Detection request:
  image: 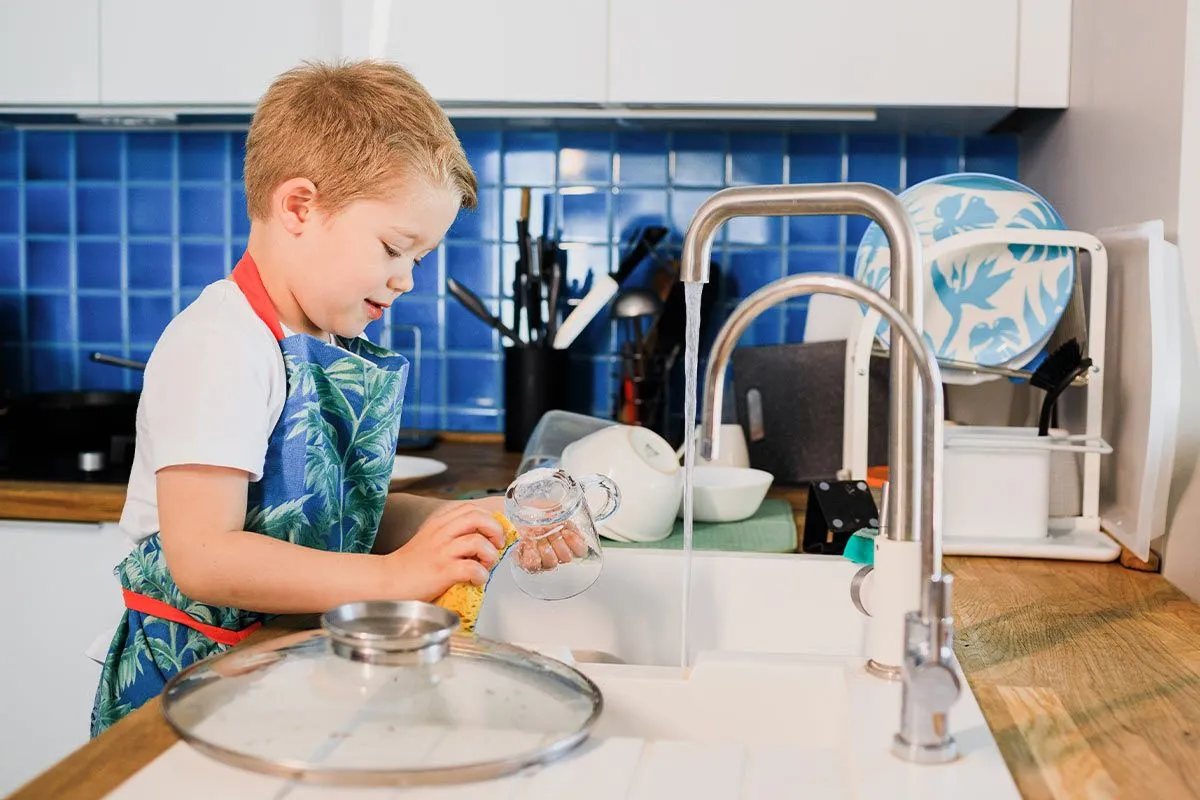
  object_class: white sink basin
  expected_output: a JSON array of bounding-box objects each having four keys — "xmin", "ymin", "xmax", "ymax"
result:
[
  {"xmin": 477, "ymin": 549, "xmax": 868, "ymax": 666},
  {"xmin": 476, "ymin": 548, "xmax": 1023, "ymax": 799}
]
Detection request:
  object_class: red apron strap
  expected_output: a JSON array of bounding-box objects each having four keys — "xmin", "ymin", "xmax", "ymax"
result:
[
  {"xmin": 230, "ymin": 252, "xmax": 286, "ymax": 342},
  {"xmin": 123, "ymin": 588, "xmax": 263, "ymax": 647}
]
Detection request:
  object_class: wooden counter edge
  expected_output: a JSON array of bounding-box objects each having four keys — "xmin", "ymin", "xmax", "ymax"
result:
[{"xmin": 0, "ymin": 481, "xmax": 126, "ymax": 524}]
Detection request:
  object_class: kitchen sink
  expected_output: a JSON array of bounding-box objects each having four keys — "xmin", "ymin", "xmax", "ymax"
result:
[
  {"xmin": 475, "ymin": 548, "xmax": 1023, "ymax": 799},
  {"xmin": 476, "ymin": 548, "xmax": 869, "ymax": 666}
]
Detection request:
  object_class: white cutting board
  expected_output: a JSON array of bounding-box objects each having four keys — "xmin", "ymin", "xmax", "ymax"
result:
[{"xmin": 1094, "ymin": 221, "xmax": 1183, "ymax": 561}]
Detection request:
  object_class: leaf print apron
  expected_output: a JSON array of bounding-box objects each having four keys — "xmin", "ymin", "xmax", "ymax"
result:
[{"xmin": 90, "ymin": 252, "xmax": 409, "ymax": 736}]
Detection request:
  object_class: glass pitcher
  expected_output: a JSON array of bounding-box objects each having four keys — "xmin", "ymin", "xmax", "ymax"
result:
[{"xmin": 504, "ymin": 467, "xmax": 619, "ymax": 600}]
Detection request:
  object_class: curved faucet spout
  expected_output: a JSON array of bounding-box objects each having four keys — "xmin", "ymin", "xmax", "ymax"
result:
[
  {"xmin": 680, "ymin": 183, "xmax": 924, "ymax": 551},
  {"xmin": 699, "ymin": 273, "xmax": 945, "ymax": 608}
]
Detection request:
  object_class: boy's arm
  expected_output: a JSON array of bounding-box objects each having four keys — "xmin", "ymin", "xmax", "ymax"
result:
[
  {"xmin": 156, "ymin": 465, "xmax": 504, "ymax": 613},
  {"xmin": 372, "ymin": 492, "xmax": 505, "ymax": 555}
]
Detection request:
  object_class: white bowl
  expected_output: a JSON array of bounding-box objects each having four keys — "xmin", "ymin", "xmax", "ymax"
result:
[
  {"xmin": 561, "ymin": 425, "xmax": 682, "ymax": 542},
  {"xmin": 678, "ymin": 466, "xmax": 774, "ymax": 523}
]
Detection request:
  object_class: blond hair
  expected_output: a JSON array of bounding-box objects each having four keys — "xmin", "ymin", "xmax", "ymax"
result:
[{"xmin": 243, "ymin": 60, "xmax": 477, "ymax": 221}]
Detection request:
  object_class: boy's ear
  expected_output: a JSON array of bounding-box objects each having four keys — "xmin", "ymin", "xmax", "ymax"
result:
[{"xmin": 273, "ymin": 178, "xmax": 318, "ymax": 235}]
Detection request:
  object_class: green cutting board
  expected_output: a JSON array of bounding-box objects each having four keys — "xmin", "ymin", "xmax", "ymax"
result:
[
  {"xmin": 457, "ymin": 492, "xmax": 796, "ymax": 554},
  {"xmin": 603, "ymin": 499, "xmax": 796, "ymax": 553}
]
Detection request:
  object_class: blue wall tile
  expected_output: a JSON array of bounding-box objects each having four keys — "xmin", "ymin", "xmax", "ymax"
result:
[
  {"xmin": 24, "ymin": 132, "xmax": 71, "ymax": 181},
  {"xmin": 26, "ymin": 240, "xmax": 69, "ymax": 289},
  {"xmin": 26, "ymin": 184, "xmax": 69, "ymax": 234},
  {"xmin": 559, "ymin": 132, "xmax": 613, "ymax": 184},
  {"xmin": 672, "ymin": 132, "xmax": 726, "ymax": 186},
  {"xmin": 76, "ymin": 241, "xmax": 121, "ymax": 290},
  {"xmin": 448, "ymin": 188, "xmax": 499, "ymax": 241},
  {"xmin": 128, "ymin": 295, "xmax": 172, "ymax": 344},
  {"xmin": 128, "ymin": 241, "xmax": 173, "ymax": 289},
  {"xmin": 78, "ymin": 295, "xmax": 123, "ymax": 343},
  {"xmin": 616, "ymin": 132, "xmax": 669, "ymax": 185},
  {"xmin": 28, "ymin": 293, "xmax": 72, "ymax": 342},
  {"xmin": 5, "ymin": 125, "xmax": 1020, "ymax": 431},
  {"xmin": 0, "ymin": 130, "xmax": 19, "ymax": 180},
  {"xmin": 459, "ymin": 131, "xmax": 501, "ymax": 186},
  {"xmin": 77, "ymin": 186, "xmax": 120, "ymax": 235},
  {"xmin": 127, "ymin": 133, "xmax": 174, "ymax": 181},
  {"xmin": 128, "ymin": 187, "xmax": 171, "ymax": 235},
  {"xmin": 0, "ymin": 187, "xmax": 18, "ymax": 234},
  {"xmin": 180, "ymin": 242, "xmax": 226, "ymax": 287},
  {"xmin": 179, "ymin": 187, "xmax": 224, "ymax": 236},
  {"xmin": 76, "ymin": 133, "xmax": 121, "ymax": 181},
  {"xmin": 502, "ymin": 131, "xmax": 556, "ymax": 185},
  {"xmin": 0, "ymin": 239, "xmax": 19, "ymax": 288},
  {"xmin": 730, "ymin": 133, "xmax": 784, "ymax": 185},
  {"xmin": 179, "ymin": 133, "xmax": 228, "ymax": 181}
]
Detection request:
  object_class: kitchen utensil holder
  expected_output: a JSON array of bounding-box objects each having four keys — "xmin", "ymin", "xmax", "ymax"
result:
[
  {"xmin": 843, "ymin": 228, "xmax": 1111, "ymax": 538},
  {"xmin": 614, "ymin": 345, "xmax": 669, "ymax": 437},
  {"xmin": 504, "ymin": 345, "xmax": 569, "ymax": 453}
]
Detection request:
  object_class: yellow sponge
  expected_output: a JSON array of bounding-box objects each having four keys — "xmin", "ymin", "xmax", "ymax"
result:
[{"xmin": 433, "ymin": 511, "xmax": 519, "ymax": 632}]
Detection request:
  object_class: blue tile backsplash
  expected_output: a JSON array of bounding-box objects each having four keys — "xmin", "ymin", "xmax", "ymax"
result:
[{"xmin": 0, "ymin": 125, "xmax": 1018, "ymax": 433}]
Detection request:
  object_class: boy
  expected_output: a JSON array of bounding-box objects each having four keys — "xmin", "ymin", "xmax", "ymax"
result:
[{"xmin": 90, "ymin": 60, "xmax": 509, "ymax": 735}]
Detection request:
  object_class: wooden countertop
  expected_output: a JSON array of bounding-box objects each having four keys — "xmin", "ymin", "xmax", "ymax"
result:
[{"xmin": 8, "ymin": 440, "xmax": 1200, "ymax": 800}]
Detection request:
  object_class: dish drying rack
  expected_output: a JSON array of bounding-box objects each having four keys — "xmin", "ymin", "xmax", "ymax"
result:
[{"xmin": 839, "ymin": 228, "xmax": 1119, "ymax": 560}]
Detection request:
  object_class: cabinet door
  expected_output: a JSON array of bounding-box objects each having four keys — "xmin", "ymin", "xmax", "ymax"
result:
[
  {"xmin": 341, "ymin": 0, "xmax": 608, "ymax": 104},
  {"xmin": 0, "ymin": 0, "xmax": 101, "ymax": 105},
  {"xmin": 0, "ymin": 521, "xmax": 129, "ymax": 796},
  {"xmin": 100, "ymin": 0, "xmax": 342, "ymax": 105},
  {"xmin": 608, "ymin": 0, "xmax": 1019, "ymax": 107}
]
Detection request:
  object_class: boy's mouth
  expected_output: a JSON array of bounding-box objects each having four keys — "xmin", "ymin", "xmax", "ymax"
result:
[{"xmin": 364, "ymin": 299, "xmax": 387, "ymax": 320}]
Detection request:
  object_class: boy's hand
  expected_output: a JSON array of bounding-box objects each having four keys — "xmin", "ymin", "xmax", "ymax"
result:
[
  {"xmin": 384, "ymin": 503, "xmax": 507, "ymax": 600},
  {"xmin": 513, "ymin": 521, "xmax": 591, "ymax": 573}
]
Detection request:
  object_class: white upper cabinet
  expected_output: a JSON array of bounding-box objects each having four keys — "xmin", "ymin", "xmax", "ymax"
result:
[
  {"xmin": 99, "ymin": 0, "xmax": 342, "ymax": 105},
  {"xmin": 0, "ymin": 0, "xmax": 101, "ymax": 105},
  {"xmin": 608, "ymin": 0, "xmax": 1022, "ymax": 107},
  {"xmin": 341, "ymin": 0, "xmax": 609, "ymax": 105},
  {"xmin": 0, "ymin": 0, "xmax": 1070, "ymax": 115}
]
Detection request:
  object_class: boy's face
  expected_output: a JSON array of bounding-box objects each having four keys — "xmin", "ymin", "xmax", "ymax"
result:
[{"xmin": 287, "ymin": 178, "xmax": 460, "ymax": 338}]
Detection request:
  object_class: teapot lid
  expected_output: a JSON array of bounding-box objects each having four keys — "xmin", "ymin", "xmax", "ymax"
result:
[{"xmin": 160, "ymin": 600, "xmax": 602, "ymax": 787}]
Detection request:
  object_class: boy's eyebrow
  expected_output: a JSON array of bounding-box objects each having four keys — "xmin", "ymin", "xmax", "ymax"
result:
[{"xmin": 387, "ymin": 225, "xmax": 419, "ymax": 240}]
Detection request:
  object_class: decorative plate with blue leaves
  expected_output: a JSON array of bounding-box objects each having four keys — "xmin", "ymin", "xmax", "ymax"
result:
[{"xmin": 853, "ymin": 173, "xmax": 1075, "ymax": 368}]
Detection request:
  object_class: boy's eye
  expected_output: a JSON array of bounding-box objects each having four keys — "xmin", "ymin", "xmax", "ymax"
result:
[{"xmin": 382, "ymin": 242, "xmax": 401, "ymax": 259}]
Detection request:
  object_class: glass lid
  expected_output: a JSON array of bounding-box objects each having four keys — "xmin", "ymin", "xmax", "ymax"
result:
[{"xmin": 161, "ymin": 600, "xmax": 603, "ymax": 787}]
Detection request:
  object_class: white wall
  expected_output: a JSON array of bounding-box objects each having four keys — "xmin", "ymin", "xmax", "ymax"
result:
[
  {"xmin": 1019, "ymin": 0, "xmax": 1200, "ymax": 600},
  {"xmin": 1162, "ymin": 0, "xmax": 1200, "ymax": 599}
]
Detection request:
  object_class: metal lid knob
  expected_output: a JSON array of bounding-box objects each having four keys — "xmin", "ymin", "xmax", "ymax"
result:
[{"xmin": 320, "ymin": 600, "xmax": 459, "ymax": 666}]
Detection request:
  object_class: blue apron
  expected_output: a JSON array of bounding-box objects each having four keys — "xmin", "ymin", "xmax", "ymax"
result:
[{"xmin": 90, "ymin": 252, "xmax": 408, "ymax": 736}]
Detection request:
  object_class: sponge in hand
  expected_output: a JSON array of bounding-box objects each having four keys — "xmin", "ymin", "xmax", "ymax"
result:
[{"xmin": 433, "ymin": 512, "xmax": 520, "ymax": 632}]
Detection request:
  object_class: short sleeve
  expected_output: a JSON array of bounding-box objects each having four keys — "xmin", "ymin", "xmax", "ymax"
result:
[{"xmin": 139, "ymin": 286, "xmax": 285, "ymax": 481}]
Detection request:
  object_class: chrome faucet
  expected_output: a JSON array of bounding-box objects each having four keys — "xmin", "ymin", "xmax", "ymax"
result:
[
  {"xmin": 681, "ymin": 184, "xmax": 923, "ymax": 551},
  {"xmin": 681, "ymin": 185, "xmax": 959, "ymax": 764}
]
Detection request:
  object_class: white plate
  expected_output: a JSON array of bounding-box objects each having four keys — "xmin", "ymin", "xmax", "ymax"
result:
[
  {"xmin": 389, "ymin": 455, "xmax": 448, "ymax": 488},
  {"xmin": 854, "ymin": 172, "xmax": 1076, "ymax": 369}
]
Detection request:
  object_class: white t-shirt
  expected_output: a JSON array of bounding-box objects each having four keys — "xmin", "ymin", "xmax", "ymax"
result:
[{"xmin": 119, "ymin": 278, "xmax": 291, "ymax": 545}]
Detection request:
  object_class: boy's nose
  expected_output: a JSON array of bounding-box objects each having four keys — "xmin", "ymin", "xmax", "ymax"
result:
[{"xmin": 388, "ymin": 273, "xmax": 414, "ymax": 294}]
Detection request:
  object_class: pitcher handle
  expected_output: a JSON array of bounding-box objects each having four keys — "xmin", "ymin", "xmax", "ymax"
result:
[{"xmin": 579, "ymin": 474, "xmax": 621, "ymax": 523}]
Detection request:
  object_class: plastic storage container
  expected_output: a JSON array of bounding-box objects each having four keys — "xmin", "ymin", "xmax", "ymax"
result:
[
  {"xmin": 943, "ymin": 426, "xmax": 1111, "ymax": 541},
  {"xmin": 518, "ymin": 411, "xmax": 618, "ymax": 476}
]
